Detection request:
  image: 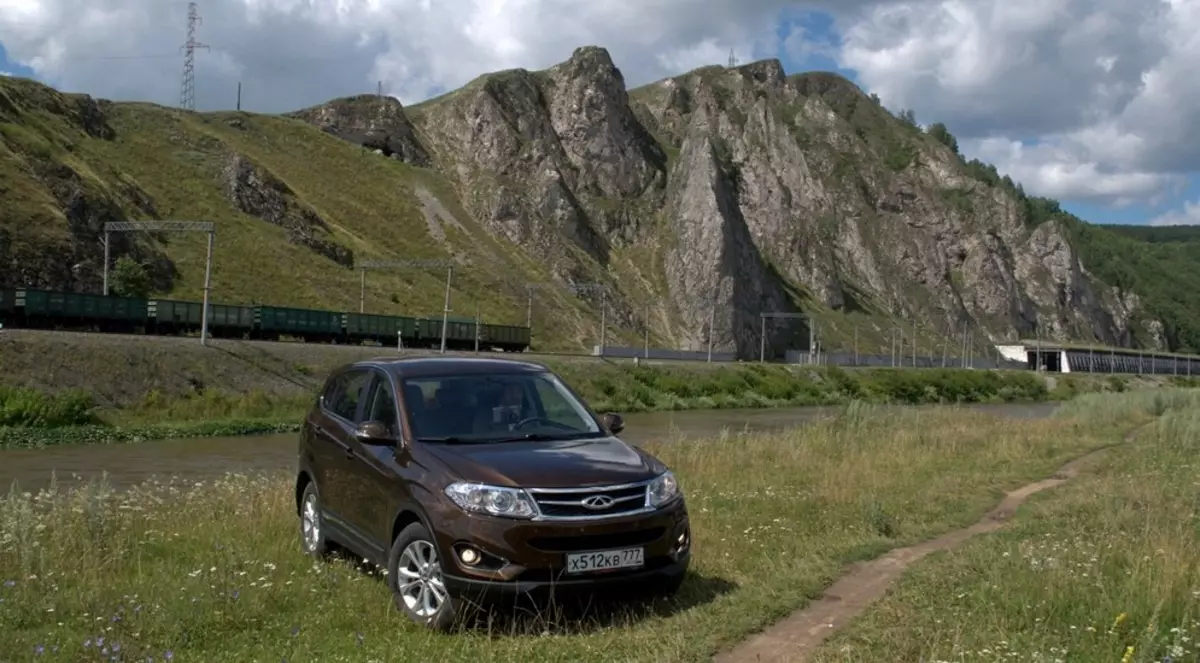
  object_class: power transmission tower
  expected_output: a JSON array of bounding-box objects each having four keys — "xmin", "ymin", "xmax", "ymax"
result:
[
  {"xmin": 179, "ymin": 2, "xmax": 209, "ymax": 110},
  {"xmin": 728, "ymin": 49, "xmax": 737, "ymax": 67}
]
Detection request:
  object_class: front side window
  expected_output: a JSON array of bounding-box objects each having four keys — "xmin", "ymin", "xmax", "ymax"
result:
[
  {"xmin": 327, "ymin": 369, "xmax": 371, "ymax": 421},
  {"xmin": 364, "ymin": 374, "xmax": 400, "ymax": 436},
  {"xmin": 402, "ymin": 372, "xmax": 601, "ymax": 443}
]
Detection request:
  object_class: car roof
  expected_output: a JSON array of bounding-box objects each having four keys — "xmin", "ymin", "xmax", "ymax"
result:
[{"xmin": 347, "ymin": 355, "xmax": 551, "ymax": 379}]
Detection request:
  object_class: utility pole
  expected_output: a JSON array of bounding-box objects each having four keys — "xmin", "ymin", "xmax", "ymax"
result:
[
  {"xmin": 179, "ymin": 1, "xmax": 209, "ymax": 111},
  {"xmin": 643, "ymin": 301, "xmax": 651, "ymax": 359},
  {"xmin": 912, "ymin": 319, "xmax": 917, "ymax": 367},
  {"xmin": 522, "ymin": 282, "xmax": 552, "ymax": 350},
  {"xmin": 565, "ymin": 282, "xmax": 608, "ymax": 355},
  {"xmin": 236, "ymin": 82, "xmax": 241, "ymax": 111},
  {"xmin": 941, "ymin": 324, "xmax": 949, "ymax": 368},
  {"xmin": 707, "ymin": 283, "xmax": 720, "ymax": 363},
  {"xmin": 103, "ymin": 221, "xmax": 216, "ymax": 345},
  {"xmin": 759, "ymin": 314, "xmax": 766, "ymax": 362},
  {"xmin": 474, "ymin": 301, "xmax": 480, "ymax": 353},
  {"xmin": 600, "ymin": 291, "xmax": 607, "ymax": 352},
  {"xmin": 808, "ymin": 321, "xmax": 815, "ymax": 365},
  {"xmin": 440, "ymin": 265, "xmax": 453, "ymax": 354},
  {"xmin": 357, "ymin": 260, "xmax": 457, "ymax": 316},
  {"xmin": 357, "ymin": 259, "xmax": 457, "ymax": 352},
  {"xmin": 759, "ymin": 311, "xmax": 807, "ymax": 363}
]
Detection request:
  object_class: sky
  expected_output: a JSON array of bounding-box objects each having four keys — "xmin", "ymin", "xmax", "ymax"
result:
[{"xmin": 1, "ymin": 0, "xmax": 1198, "ymax": 227}]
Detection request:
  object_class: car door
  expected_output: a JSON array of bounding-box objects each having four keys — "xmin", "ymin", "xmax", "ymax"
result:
[
  {"xmin": 313, "ymin": 367, "xmax": 372, "ymax": 531},
  {"xmin": 341, "ymin": 369, "xmax": 405, "ymax": 549}
]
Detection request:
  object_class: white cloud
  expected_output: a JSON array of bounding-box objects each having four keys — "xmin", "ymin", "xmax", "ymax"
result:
[
  {"xmin": 0, "ymin": 70, "xmax": 11, "ymax": 76},
  {"xmin": 0, "ymin": 0, "xmax": 1198, "ymax": 221},
  {"xmin": 1150, "ymin": 199, "xmax": 1200, "ymax": 226},
  {"xmin": 0, "ymin": 0, "xmax": 810, "ymax": 111},
  {"xmin": 839, "ymin": 0, "xmax": 1200, "ymax": 207}
]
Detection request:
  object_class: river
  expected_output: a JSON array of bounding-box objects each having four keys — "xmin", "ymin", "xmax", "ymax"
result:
[{"xmin": 0, "ymin": 402, "xmax": 1060, "ymax": 493}]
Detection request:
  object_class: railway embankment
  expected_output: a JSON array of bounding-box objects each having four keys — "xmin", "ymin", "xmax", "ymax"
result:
[{"xmin": 1, "ymin": 329, "xmax": 1190, "ymax": 448}]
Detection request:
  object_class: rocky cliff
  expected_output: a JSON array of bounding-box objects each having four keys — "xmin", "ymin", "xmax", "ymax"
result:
[
  {"xmin": 305, "ymin": 46, "xmax": 1146, "ymax": 353},
  {"xmin": 0, "ymin": 46, "xmax": 1172, "ymax": 355}
]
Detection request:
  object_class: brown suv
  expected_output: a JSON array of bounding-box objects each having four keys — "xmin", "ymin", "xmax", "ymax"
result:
[{"xmin": 294, "ymin": 356, "xmax": 691, "ymax": 629}]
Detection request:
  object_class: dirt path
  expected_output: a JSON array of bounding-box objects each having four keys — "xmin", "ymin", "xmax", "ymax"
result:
[{"xmin": 713, "ymin": 424, "xmax": 1149, "ymax": 663}]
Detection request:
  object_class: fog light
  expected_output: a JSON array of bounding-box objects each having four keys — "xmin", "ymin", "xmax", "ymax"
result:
[{"xmin": 459, "ymin": 547, "xmax": 481, "ymax": 565}]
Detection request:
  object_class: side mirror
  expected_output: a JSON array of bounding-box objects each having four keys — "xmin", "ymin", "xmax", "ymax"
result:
[
  {"xmin": 601, "ymin": 412, "xmax": 625, "ymax": 435},
  {"xmin": 354, "ymin": 421, "xmax": 395, "ymax": 446}
]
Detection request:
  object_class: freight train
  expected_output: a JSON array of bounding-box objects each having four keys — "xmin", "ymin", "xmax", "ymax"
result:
[{"xmin": 0, "ymin": 288, "xmax": 531, "ymax": 352}]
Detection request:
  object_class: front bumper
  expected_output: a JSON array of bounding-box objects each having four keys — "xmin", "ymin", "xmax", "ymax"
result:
[
  {"xmin": 431, "ymin": 498, "xmax": 691, "ymax": 599},
  {"xmin": 443, "ymin": 549, "xmax": 690, "ymax": 599}
]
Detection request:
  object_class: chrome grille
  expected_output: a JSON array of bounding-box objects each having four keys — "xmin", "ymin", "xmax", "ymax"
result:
[{"xmin": 526, "ymin": 480, "xmax": 650, "ymax": 520}]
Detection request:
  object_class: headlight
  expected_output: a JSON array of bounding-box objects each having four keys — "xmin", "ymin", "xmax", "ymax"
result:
[
  {"xmin": 646, "ymin": 471, "xmax": 680, "ymax": 508},
  {"xmin": 444, "ymin": 482, "xmax": 538, "ymax": 519}
]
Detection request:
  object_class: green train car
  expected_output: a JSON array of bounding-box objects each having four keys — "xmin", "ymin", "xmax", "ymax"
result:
[
  {"xmin": 412, "ymin": 315, "xmax": 480, "ymax": 350},
  {"xmin": 16, "ymin": 288, "xmax": 147, "ymax": 332},
  {"xmin": 480, "ymin": 323, "xmax": 531, "ymax": 351},
  {"xmin": 344, "ymin": 312, "xmax": 418, "ymax": 345},
  {"xmin": 0, "ymin": 289, "xmax": 13, "ymax": 323},
  {"xmin": 149, "ymin": 299, "xmax": 255, "ymax": 337},
  {"xmin": 254, "ymin": 305, "xmax": 344, "ymax": 342},
  {"xmin": 0, "ymin": 286, "xmax": 531, "ymax": 352}
]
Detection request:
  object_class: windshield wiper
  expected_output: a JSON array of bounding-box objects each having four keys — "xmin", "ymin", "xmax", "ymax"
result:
[
  {"xmin": 416, "ymin": 436, "xmax": 466, "ymax": 444},
  {"xmin": 486, "ymin": 433, "xmax": 555, "ymax": 443}
]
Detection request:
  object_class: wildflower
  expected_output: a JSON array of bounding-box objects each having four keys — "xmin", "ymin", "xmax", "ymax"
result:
[
  {"xmin": 1122, "ymin": 646, "xmax": 1135, "ymax": 663},
  {"xmin": 1114, "ymin": 613, "xmax": 1128, "ymax": 629}
]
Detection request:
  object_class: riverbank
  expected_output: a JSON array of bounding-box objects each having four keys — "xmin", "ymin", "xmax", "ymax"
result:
[
  {"xmin": 804, "ymin": 391, "xmax": 1200, "ymax": 662},
  {"xmin": 1, "ymin": 329, "xmax": 1191, "ymax": 449},
  {"xmin": 0, "ymin": 390, "xmax": 1189, "ymax": 661}
]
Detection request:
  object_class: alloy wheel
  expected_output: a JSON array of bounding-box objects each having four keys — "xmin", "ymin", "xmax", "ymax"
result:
[
  {"xmin": 395, "ymin": 540, "xmax": 447, "ymax": 618},
  {"xmin": 301, "ymin": 492, "xmax": 320, "ymax": 552}
]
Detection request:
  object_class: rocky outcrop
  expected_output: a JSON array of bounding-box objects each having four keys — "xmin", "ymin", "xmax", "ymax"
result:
[
  {"xmin": 288, "ymin": 95, "xmax": 431, "ymax": 167},
  {"xmin": 0, "ymin": 161, "xmax": 174, "ymax": 292},
  {"xmin": 221, "ymin": 155, "xmax": 354, "ymax": 267},
  {"xmin": 399, "ymin": 48, "xmax": 1144, "ymax": 354},
  {"xmin": 0, "ymin": 47, "xmax": 1164, "ymax": 356},
  {"xmin": 412, "ymin": 47, "xmax": 670, "ymax": 270}
]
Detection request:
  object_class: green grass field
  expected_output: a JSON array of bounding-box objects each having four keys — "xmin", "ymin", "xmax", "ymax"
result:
[
  {"xmin": 0, "ymin": 390, "xmax": 1188, "ymax": 661},
  {"xmin": 808, "ymin": 390, "xmax": 1200, "ymax": 663}
]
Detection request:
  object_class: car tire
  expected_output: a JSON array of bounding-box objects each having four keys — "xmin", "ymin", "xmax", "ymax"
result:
[
  {"xmin": 298, "ymin": 482, "xmax": 331, "ymax": 558},
  {"xmin": 387, "ymin": 522, "xmax": 457, "ymax": 631}
]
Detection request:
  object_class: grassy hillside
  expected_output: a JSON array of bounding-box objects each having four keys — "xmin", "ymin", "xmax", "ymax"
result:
[
  {"xmin": 3, "ymin": 64, "xmax": 1198, "ymax": 356},
  {"xmin": 0, "ymin": 76, "xmax": 610, "ymax": 352}
]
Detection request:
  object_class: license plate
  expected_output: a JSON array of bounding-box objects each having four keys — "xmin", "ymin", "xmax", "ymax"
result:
[{"xmin": 565, "ymin": 547, "xmax": 644, "ymax": 574}]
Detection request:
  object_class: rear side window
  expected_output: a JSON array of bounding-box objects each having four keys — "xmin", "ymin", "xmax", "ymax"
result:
[{"xmin": 325, "ymin": 369, "xmax": 371, "ymax": 421}]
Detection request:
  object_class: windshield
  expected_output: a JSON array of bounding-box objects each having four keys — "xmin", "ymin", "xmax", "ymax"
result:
[{"xmin": 400, "ymin": 371, "xmax": 603, "ymax": 443}]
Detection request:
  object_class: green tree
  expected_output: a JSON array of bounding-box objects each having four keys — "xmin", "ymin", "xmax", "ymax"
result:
[
  {"xmin": 926, "ymin": 122, "xmax": 959, "ymax": 155},
  {"xmin": 110, "ymin": 256, "xmax": 151, "ymax": 298}
]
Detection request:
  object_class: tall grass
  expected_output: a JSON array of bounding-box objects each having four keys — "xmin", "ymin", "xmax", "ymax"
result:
[
  {"xmin": 0, "ymin": 391, "xmax": 1173, "ymax": 662},
  {"xmin": 110, "ymin": 389, "xmax": 315, "ymax": 426},
  {"xmin": 811, "ymin": 388, "xmax": 1200, "ymax": 662},
  {"xmin": 0, "ymin": 365, "xmax": 1063, "ymax": 443},
  {"xmin": 0, "ymin": 387, "xmax": 96, "ymax": 427}
]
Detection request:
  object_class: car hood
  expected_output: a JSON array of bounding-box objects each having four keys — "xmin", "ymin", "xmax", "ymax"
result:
[{"xmin": 422, "ymin": 436, "xmax": 663, "ymax": 488}]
